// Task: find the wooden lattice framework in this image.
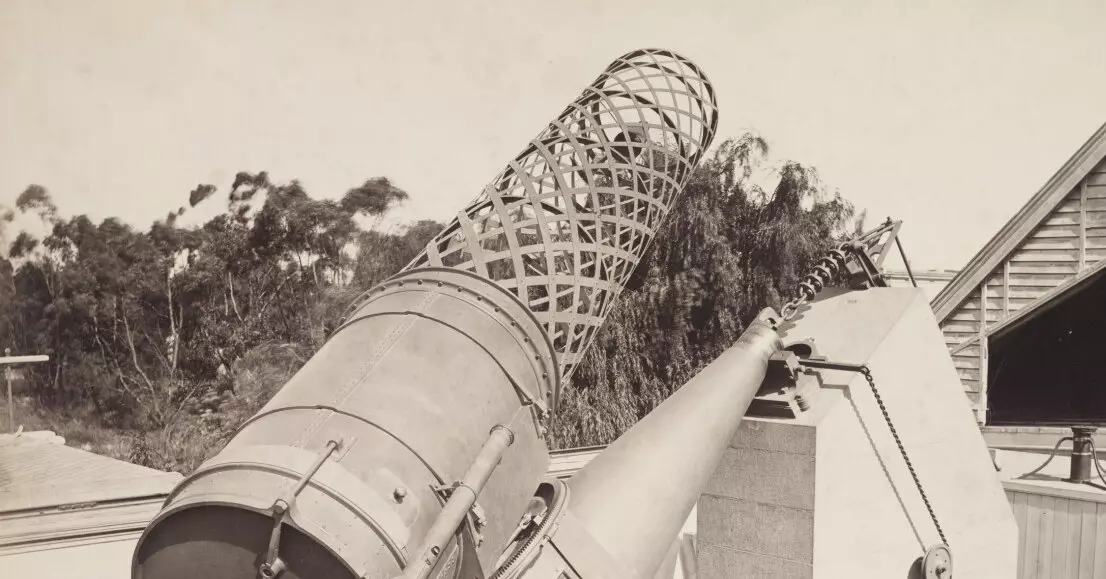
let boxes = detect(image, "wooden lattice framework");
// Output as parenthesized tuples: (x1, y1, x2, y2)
(403, 49, 719, 380)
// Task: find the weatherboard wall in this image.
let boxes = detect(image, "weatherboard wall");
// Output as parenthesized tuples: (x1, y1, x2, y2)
(940, 157, 1106, 422)
(1004, 485, 1106, 579)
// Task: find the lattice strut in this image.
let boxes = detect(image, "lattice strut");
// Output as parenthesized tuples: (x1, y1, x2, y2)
(400, 49, 719, 382)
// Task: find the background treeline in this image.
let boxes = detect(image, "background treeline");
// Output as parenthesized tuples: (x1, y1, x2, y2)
(0, 132, 857, 473)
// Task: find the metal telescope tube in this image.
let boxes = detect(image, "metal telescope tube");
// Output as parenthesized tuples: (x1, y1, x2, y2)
(132, 49, 718, 579)
(133, 268, 556, 579)
(513, 310, 783, 579)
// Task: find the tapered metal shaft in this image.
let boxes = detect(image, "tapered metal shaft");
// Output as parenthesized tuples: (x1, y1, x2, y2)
(557, 310, 782, 579)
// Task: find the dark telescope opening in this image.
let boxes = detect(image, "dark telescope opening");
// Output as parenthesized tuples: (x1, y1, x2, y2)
(987, 269, 1106, 426)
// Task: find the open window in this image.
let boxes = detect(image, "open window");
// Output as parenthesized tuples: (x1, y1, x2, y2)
(987, 268, 1106, 425)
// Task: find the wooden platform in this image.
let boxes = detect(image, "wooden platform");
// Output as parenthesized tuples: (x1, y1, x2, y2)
(0, 431, 182, 579)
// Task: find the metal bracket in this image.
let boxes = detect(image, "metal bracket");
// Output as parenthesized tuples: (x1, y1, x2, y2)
(765, 350, 801, 384)
(842, 242, 885, 290)
(430, 482, 487, 547)
(748, 341, 825, 418)
(259, 438, 343, 579)
(841, 218, 907, 289)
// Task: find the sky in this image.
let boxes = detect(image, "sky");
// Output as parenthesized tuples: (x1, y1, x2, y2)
(1, 0, 1104, 271)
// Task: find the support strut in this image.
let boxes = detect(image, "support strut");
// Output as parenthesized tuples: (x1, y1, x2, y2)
(395, 424, 516, 579)
(260, 438, 343, 578)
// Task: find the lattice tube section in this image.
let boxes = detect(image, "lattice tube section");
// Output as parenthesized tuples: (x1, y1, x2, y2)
(407, 49, 717, 385)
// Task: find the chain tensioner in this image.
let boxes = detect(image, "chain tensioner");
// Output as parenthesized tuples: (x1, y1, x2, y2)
(780, 247, 850, 320)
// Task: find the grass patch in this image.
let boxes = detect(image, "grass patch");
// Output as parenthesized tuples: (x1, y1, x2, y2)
(0, 395, 132, 461)
(0, 341, 310, 476)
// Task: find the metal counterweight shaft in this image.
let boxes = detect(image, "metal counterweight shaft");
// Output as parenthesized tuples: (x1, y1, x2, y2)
(507, 310, 783, 579)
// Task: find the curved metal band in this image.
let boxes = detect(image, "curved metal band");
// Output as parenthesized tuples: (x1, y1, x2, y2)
(334, 267, 560, 409)
(232, 404, 447, 487)
(332, 310, 547, 416)
(164, 445, 413, 569)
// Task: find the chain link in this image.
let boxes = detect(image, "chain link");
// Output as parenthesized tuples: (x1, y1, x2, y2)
(780, 247, 850, 320)
(860, 366, 949, 548)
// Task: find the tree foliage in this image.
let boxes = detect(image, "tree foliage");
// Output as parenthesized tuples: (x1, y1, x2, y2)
(0, 176, 428, 439)
(0, 131, 854, 471)
(549, 136, 855, 448)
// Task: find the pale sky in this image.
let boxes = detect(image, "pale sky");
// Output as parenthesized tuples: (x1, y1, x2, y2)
(1, 0, 1104, 271)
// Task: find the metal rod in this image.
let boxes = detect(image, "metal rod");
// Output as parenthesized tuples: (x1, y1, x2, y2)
(261, 439, 343, 579)
(283, 439, 342, 504)
(796, 358, 868, 373)
(396, 424, 515, 579)
(895, 235, 918, 287)
(0, 355, 51, 364)
(5, 364, 11, 434)
(4, 348, 11, 433)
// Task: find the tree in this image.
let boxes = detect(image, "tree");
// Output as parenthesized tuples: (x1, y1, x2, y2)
(1, 174, 420, 435)
(549, 133, 856, 448)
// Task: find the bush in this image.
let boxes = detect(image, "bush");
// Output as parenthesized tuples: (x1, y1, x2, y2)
(124, 341, 310, 474)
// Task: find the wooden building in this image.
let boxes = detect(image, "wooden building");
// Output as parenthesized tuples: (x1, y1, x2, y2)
(884, 268, 958, 301)
(932, 121, 1106, 438)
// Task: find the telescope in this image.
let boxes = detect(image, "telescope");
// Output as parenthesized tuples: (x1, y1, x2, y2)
(132, 48, 731, 579)
(132, 49, 1016, 579)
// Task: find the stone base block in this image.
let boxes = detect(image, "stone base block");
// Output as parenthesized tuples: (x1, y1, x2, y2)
(699, 288, 1018, 578)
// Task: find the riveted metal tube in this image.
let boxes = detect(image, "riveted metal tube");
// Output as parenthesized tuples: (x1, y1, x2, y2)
(399, 425, 516, 579)
(133, 270, 555, 579)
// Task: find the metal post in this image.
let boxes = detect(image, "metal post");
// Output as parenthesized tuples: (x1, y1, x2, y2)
(0, 349, 51, 433)
(1069, 425, 1097, 484)
(894, 235, 918, 287)
(4, 348, 11, 433)
(396, 424, 516, 579)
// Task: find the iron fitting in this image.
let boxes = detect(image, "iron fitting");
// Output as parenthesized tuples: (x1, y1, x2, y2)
(490, 424, 516, 446)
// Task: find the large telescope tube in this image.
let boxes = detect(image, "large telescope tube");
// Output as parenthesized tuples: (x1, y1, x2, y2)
(132, 49, 718, 579)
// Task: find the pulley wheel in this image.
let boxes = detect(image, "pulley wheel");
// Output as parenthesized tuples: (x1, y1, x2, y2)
(921, 543, 952, 579)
